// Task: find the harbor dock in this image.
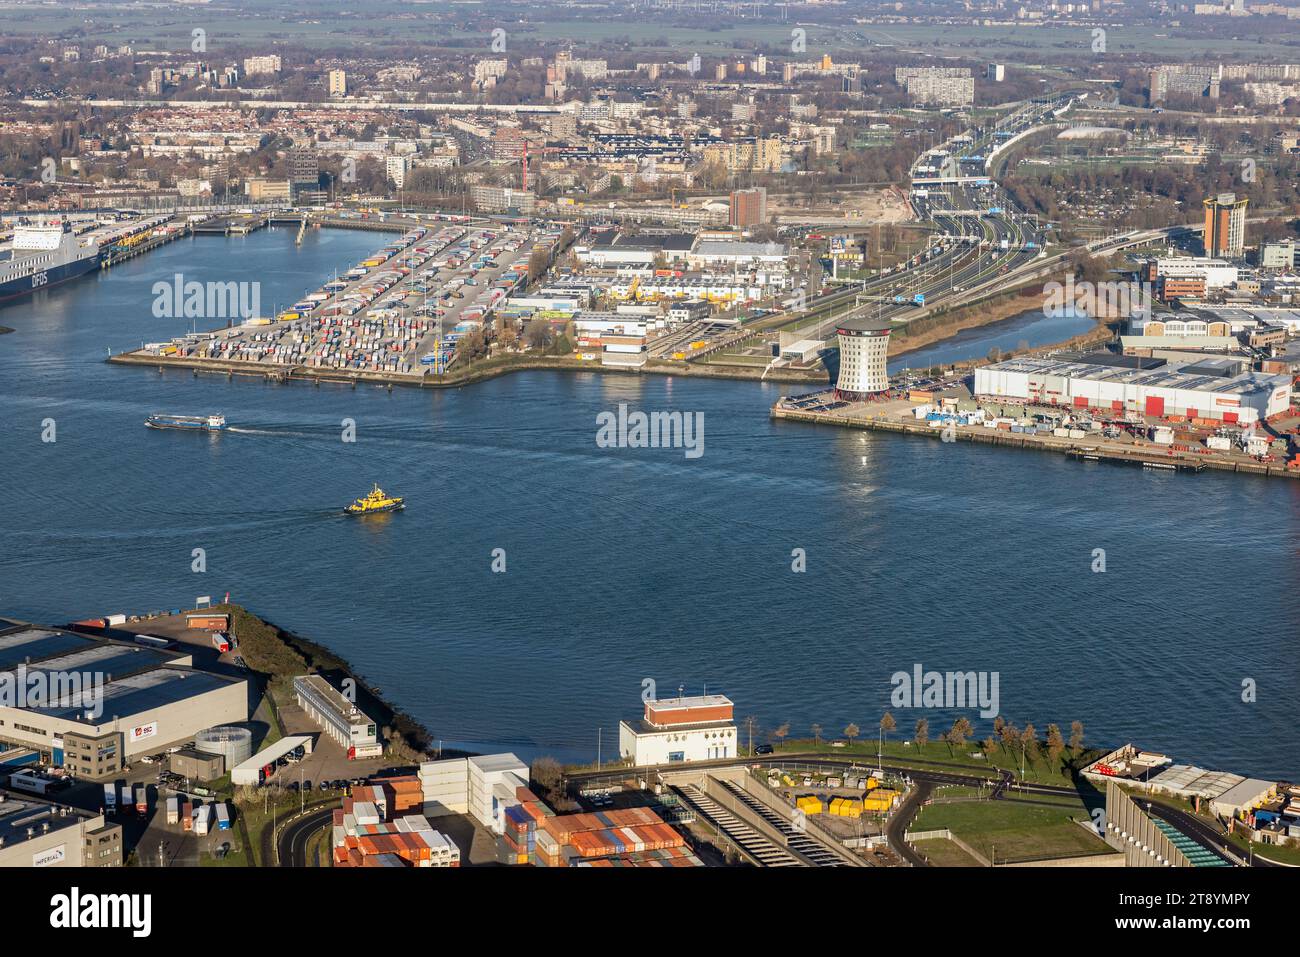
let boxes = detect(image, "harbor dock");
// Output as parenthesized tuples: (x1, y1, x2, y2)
(115, 216, 555, 378)
(771, 396, 1300, 480)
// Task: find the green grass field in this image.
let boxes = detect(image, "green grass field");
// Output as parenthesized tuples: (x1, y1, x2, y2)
(912, 836, 982, 867)
(913, 797, 1116, 863)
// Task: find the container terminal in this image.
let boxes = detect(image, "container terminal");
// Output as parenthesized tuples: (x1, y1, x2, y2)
(113, 214, 560, 381)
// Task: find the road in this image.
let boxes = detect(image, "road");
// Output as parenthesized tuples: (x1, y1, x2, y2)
(277, 803, 339, 867)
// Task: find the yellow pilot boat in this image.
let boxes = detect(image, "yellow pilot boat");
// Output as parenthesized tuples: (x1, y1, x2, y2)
(344, 484, 405, 515)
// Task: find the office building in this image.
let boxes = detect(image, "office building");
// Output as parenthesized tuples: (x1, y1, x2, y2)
(286, 148, 319, 189)
(328, 69, 347, 97)
(293, 674, 382, 759)
(728, 187, 767, 227)
(835, 317, 892, 398)
(1203, 193, 1248, 258)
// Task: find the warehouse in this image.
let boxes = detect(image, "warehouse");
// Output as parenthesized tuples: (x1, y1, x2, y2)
(973, 354, 1292, 424)
(0, 620, 250, 777)
(619, 693, 738, 766)
(0, 796, 121, 868)
(293, 674, 382, 760)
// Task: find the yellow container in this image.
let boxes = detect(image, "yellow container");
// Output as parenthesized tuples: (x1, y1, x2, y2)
(690, 341, 706, 350)
(864, 778, 880, 791)
(671, 352, 686, 360)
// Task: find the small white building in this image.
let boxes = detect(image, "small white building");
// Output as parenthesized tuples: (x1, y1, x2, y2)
(619, 693, 737, 766)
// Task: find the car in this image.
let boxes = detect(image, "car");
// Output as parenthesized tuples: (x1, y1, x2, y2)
(753, 744, 775, 755)
(303, 781, 313, 792)
(140, 755, 155, 764)
(287, 781, 299, 792)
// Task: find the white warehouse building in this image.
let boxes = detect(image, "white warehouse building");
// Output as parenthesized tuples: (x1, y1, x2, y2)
(973, 355, 1291, 425)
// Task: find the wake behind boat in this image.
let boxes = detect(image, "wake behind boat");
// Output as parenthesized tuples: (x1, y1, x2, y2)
(146, 413, 227, 432)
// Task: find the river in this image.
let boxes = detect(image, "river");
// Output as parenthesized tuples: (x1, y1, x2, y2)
(1, 228, 1295, 775)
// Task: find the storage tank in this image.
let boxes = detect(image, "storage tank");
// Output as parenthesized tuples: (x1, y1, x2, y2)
(195, 726, 254, 768)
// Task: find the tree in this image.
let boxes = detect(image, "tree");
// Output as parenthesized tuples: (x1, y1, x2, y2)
(811, 723, 822, 747)
(844, 722, 860, 747)
(914, 718, 929, 753)
(1021, 723, 1038, 767)
(530, 756, 564, 805)
(1046, 723, 1065, 769)
(1069, 720, 1085, 757)
(879, 711, 896, 747)
(982, 736, 998, 760)
(772, 722, 790, 745)
(524, 318, 553, 350)
(948, 717, 973, 754)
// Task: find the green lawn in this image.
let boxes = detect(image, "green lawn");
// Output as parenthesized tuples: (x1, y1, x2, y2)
(912, 837, 982, 867)
(913, 797, 1115, 864)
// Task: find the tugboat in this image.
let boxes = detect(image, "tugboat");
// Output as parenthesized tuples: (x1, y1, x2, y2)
(146, 413, 227, 432)
(344, 484, 405, 515)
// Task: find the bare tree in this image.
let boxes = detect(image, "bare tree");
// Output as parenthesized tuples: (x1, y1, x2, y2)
(914, 718, 929, 753)
(844, 722, 860, 748)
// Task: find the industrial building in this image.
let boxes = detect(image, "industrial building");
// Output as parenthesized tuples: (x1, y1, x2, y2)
(834, 317, 893, 399)
(618, 693, 737, 766)
(0, 795, 121, 867)
(973, 353, 1291, 424)
(0, 620, 250, 777)
(293, 674, 382, 760)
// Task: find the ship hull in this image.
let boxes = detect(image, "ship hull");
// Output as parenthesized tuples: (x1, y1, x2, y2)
(344, 502, 404, 515)
(146, 419, 226, 432)
(0, 252, 101, 303)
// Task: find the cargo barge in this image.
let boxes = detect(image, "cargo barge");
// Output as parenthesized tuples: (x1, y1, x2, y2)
(1068, 447, 1206, 474)
(145, 413, 227, 432)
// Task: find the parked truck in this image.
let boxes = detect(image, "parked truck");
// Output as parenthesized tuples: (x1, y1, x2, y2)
(193, 804, 210, 836)
(120, 784, 133, 813)
(134, 785, 148, 815)
(215, 803, 231, 831)
(165, 796, 180, 825)
(211, 632, 231, 653)
(103, 783, 117, 813)
(181, 801, 193, 831)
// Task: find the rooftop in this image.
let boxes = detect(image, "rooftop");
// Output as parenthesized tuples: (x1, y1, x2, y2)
(983, 354, 1290, 399)
(645, 694, 732, 713)
(0, 796, 95, 847)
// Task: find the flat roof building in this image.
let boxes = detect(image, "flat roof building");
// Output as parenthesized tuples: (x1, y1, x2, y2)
(0, 796, 121, 867)
(619, 693, 737, 766)
(293, 674, 381, 760)
(0, 619, 250, 777)
(973, 354, 1291, 425)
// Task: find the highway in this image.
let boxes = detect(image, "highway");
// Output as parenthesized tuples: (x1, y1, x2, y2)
(755, 96, 1067, 344)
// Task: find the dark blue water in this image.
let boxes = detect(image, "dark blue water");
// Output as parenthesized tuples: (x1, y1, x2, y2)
(889, 308, 1095, 372)
(2, 230, 1296, 776)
